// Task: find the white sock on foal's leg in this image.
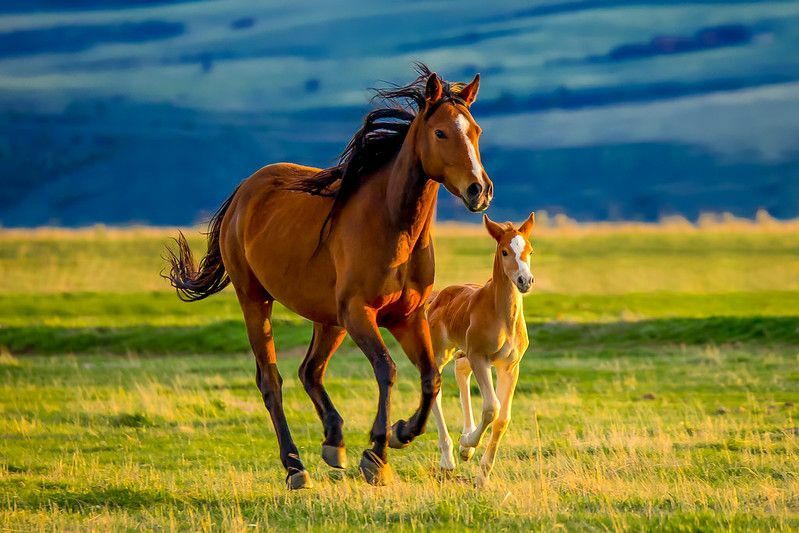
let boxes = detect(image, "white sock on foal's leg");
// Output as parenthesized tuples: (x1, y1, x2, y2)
(431, 390, 455, 470)
(454, 357, 477, 460)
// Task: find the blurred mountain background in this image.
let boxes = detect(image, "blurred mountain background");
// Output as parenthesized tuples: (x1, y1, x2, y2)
(1, 0, 798, 226)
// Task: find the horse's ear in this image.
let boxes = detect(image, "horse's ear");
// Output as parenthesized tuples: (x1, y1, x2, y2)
(483, 214, 504, 242)
(425, 72, 443, 104)
(518, 211, 535, 238)
(459, 73, 480, 106)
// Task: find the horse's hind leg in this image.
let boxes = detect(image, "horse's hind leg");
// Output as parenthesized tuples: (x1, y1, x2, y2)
(454, 354, 476, 461)
(430, 376, 456, 470)
(236, 288, 311, 490)
(430, 345, 457, 470)
(298, 323, 348, 469)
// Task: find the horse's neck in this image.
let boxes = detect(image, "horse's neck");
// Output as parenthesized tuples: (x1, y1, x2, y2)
(381, 128, 438, 250)
(487, 254, 522, 326)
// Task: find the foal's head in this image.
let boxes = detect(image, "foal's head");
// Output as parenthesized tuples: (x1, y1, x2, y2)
(414, 73, 493, 212)
(484, 212, 535, 293)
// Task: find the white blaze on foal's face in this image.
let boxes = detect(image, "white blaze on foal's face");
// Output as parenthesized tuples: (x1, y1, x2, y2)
(507, 234, 533, 293)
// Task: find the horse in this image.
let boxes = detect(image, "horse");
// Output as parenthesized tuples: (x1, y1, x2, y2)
(426, 212, 534, 486)
(164, 64, 493, 489)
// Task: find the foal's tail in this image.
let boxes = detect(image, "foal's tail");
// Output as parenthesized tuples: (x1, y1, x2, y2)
(162, 185, 239, 302)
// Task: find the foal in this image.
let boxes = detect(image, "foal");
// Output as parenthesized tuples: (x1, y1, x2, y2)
(427, 212, 534, 484)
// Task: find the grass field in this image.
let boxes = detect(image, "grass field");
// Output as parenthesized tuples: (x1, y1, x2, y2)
(1, 221, 798, 531)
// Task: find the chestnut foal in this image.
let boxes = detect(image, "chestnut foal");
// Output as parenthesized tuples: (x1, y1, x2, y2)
(427, 212, 535, 485)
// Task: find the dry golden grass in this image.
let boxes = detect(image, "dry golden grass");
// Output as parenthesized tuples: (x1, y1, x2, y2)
(2, 212, 798, 295)
(1, 347, 797, 531)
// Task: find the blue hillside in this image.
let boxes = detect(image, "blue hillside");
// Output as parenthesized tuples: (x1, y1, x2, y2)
(1, 0, 798, 226)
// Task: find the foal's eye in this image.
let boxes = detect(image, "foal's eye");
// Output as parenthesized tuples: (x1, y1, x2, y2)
(434, 130, 446, 139)
(502, 250, 508, 257)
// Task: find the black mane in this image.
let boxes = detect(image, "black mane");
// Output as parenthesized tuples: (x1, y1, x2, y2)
(292, 63, 466, 233)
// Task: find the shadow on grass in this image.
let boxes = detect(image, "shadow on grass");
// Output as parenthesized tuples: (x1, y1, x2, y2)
(1, 316, 796, 355)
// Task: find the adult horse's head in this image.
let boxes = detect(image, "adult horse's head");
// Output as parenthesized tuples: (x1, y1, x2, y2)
(294, 64, 494, 220)
(414, 72, 492, 212)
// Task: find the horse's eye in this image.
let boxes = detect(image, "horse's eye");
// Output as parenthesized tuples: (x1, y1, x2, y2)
(435, 130, 446, 139)
(502, 250, 508, 257)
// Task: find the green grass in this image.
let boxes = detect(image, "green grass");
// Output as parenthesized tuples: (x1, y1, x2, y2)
(1, 225, 798, 530)
(1, 291, 798, 354)
(1, 346, 797, 530)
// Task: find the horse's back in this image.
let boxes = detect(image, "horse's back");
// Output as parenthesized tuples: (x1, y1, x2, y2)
(223, 163, 340, 323)
(427, 283, 481, 348)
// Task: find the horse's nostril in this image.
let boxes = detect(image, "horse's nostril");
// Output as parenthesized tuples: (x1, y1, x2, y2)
(517, 276, 524, 285)
(487, 182, 493, 197)
(466, 182, 482, 199)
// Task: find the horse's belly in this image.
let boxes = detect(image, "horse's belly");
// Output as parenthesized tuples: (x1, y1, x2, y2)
(243, 193, 340, 324)
(376, 287, 427, 326)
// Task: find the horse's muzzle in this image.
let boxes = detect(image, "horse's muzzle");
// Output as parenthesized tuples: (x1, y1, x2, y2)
(463, 180, 493, 212)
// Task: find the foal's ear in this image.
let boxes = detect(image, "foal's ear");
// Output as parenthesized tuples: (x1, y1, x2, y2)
(425, 72, 443, 104)
(518, 211, 536, 238)
(459, 73, 480, 107)
(483, 214, 505, 242)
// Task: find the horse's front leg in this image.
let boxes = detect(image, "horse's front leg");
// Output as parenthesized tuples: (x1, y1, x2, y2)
(459, 355, 498, 449)
(339, 299, 397, 485)
(476, 360, 519, 487)
(387, 309, 441, 448)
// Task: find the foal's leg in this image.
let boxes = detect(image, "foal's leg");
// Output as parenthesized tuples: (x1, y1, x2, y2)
(340, 300, 396, 485)
(237, 289, 310, 489)
(459, 355, 499, 450)
(386, 310, 442, 449)
(298, 323, 348, 469)
(430, 379, 456, 470)
(477, 362, 520, 487)
(454, 355, 476, 461)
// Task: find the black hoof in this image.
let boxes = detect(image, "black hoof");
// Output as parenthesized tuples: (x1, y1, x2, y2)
(322, 444, 347, 469)
(286, 470, 313, 490)
(359, 450, 394, 486)
(388, 420, 411, 449)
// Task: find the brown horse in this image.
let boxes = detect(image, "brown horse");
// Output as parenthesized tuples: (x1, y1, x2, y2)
(164, 65, 493, 489)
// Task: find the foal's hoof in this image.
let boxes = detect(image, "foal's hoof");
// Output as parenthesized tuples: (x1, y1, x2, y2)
(359, 450, 394, 486)
(388, 420, 410, 449)
(286, 470, 313, 490)
(459, 432, 481, 449)
(439, 456, 456, 471)
(459, 445, 475, 462)
(322, 444, 347, 469)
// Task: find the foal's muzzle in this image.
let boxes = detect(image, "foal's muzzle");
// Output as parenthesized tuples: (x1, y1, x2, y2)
(516, 275, 533, 294)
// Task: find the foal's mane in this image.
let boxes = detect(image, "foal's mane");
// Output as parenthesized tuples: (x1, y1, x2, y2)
(293, 63, 466, 235)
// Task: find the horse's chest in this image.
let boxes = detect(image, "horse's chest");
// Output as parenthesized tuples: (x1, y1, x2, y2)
(484, 318, 527, 364)
(375, 261, 433, 323)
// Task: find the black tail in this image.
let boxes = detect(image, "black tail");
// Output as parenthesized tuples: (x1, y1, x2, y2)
(162, 186, 239, 302)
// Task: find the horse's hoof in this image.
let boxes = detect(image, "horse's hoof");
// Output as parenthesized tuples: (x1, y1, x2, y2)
(359, 450, 394, 486)
(459, 445, 475, 462)
(439, 457, 456, 471)
(322, 444, 347, 469)
(388, 420, 410, 449)
(286, 470, 313, 490)
(459, 432, 480, 449)
(475, 474, 489, 488)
